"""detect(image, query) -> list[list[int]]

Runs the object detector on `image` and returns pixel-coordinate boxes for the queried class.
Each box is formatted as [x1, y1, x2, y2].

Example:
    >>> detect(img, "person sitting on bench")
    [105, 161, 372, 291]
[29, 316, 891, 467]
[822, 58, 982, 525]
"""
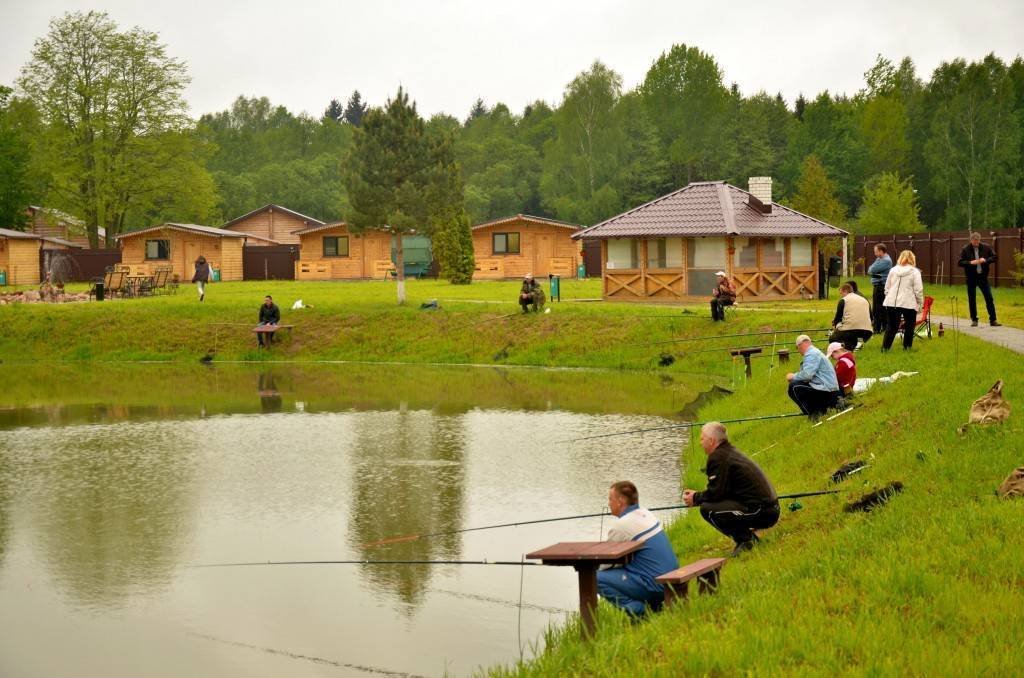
[597, 481, 680, 617]
[683, 422, 780, 557]
[257, 295, 281, 348]
[786, 334, 841, 419]
[710, 271, 736, 321]
[829, 282, 873, 349]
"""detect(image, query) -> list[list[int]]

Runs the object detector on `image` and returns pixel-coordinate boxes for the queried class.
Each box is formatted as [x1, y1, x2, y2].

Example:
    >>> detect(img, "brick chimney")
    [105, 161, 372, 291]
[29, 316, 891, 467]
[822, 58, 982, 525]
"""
[748, 177, 772, 214]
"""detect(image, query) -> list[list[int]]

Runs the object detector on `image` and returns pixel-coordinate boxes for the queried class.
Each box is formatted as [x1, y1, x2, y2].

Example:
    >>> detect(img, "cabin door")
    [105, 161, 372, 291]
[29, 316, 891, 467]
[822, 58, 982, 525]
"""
[185, 241, 202, 278]
[533, 233, 553, 277]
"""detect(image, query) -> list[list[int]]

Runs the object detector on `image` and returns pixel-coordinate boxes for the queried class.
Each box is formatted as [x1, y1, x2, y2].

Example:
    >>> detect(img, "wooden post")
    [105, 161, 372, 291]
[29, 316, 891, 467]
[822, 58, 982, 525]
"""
[576, 563, 599, 638]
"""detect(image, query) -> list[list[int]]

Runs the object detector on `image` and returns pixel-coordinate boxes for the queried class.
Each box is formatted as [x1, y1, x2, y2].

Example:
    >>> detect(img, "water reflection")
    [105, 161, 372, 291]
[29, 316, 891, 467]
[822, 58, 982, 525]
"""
[349, 411, 465, 606]
[257, 371, 283, 413]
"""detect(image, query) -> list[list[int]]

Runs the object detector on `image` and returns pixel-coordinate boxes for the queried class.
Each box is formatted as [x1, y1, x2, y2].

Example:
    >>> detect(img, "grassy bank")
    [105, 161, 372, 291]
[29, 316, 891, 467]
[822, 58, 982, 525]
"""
[496, 326, 1023, 675]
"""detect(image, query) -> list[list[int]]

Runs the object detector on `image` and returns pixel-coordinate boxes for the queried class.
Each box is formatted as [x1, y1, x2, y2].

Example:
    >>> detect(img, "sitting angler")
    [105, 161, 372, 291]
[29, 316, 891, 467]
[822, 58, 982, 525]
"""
[829, 282, 873, 349]
[786, 334, 841, 419]
[597, 481, 680, 617]
[683, 422, 780, 556]
[518, 273, 544, 313]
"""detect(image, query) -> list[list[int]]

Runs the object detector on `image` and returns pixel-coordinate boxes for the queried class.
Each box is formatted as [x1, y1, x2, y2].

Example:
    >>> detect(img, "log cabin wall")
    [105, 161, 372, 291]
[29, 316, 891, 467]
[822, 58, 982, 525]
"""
[472, 219, 580, 280]
[224, 208, 306, 245]
[602, 236, 818, 302]
[295, 225, 393, 280]
[119, 230, 245, 281]
[0, 237, 42, 285]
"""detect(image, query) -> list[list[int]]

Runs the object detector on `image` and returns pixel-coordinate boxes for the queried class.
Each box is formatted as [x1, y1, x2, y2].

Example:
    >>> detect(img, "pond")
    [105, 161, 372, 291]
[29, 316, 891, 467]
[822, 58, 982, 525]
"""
[0, 362, 714, 677]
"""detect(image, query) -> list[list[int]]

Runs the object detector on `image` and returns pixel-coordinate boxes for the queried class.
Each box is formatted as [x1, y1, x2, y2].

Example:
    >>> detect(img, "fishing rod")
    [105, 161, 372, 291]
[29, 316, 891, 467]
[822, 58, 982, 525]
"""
[559, 411, 806, 443]
[631, 327, 831, 347]
[190, 558, 542, 569]
[361, 490, 840, 549]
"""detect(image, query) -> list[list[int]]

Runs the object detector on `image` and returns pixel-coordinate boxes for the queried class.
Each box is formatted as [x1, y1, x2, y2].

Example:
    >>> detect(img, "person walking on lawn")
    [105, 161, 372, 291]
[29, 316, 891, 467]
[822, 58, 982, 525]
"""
[868, 244, 892, 333]
[683, 422, 780, 557]
[786, 334, 841, 419]
[958, 232, 1001, 327]
[256, 295, 281, 348]
[192, 256, 212, 302]
[880, 250, 924, 351]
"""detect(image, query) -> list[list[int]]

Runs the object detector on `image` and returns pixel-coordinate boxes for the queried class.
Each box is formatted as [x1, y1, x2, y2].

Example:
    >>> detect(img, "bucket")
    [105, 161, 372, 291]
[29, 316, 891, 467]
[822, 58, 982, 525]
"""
[0, 269, 6, 286]
[211, 268, 221, 282]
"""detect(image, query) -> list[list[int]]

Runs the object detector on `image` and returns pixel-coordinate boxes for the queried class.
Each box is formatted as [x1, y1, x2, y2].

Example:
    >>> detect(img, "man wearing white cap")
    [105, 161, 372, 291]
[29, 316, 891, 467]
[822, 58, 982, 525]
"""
[710, 271, 736, 321]
[826, 342, 857, 396]
[786, 335, 840, 418]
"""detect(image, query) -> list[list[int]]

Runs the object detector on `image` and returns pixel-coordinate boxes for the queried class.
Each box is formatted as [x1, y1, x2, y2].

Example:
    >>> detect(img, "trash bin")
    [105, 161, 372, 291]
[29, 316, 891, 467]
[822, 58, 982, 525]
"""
[95, 281, 105, 301]
[549, 274, 561, 302]
[211, 268, 221, 282]
[577, 263, 586, 279]
[0, 270, 6, 286]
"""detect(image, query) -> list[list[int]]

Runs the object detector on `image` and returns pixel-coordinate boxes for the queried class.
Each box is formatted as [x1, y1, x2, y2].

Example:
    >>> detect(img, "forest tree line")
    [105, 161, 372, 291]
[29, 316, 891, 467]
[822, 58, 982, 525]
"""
[1, 11, 1022, 248]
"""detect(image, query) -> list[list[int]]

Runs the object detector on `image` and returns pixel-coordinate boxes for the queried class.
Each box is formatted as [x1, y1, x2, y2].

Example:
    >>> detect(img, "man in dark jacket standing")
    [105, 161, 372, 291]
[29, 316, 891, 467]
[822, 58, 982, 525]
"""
[257, 295, 281, 347]
[683, 422, 780, 556]
[958, 232, 1000, 327]
[867, 244, 892, 333]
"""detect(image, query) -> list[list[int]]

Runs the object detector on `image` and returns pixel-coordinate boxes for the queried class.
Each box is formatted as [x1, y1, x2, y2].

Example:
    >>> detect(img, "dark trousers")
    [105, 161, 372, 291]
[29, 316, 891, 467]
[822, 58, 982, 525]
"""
[699, 500, 780, 545]
[257, 323, 276, 347]
[830, 328, 873, 350]
[596, 568, 663, 617]
[881, 307, 917, 349]
[787, 382, 839, 417]
[966, 276, 997, 323]
[710, 298, 733, 321]
[872, 284, 886, 333]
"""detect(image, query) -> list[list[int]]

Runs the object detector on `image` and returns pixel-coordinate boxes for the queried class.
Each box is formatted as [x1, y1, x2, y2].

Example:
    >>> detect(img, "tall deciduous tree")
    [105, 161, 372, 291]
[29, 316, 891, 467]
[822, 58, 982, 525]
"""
[19, 11, 216, 246]
[0, 85, 32, 230]
[855, 172, 924, 234]
[788, 154, 847, 225]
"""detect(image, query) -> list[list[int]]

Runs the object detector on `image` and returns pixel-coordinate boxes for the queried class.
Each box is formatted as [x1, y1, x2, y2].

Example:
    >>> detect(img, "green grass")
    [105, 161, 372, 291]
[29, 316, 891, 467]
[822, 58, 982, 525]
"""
[492, 330, 1024, 676]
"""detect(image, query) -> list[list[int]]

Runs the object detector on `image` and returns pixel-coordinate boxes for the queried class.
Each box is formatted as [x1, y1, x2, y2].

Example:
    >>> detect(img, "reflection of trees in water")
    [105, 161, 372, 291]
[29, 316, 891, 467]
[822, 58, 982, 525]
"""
[348, 411, 465, 608]
[32, 425, 197, 609]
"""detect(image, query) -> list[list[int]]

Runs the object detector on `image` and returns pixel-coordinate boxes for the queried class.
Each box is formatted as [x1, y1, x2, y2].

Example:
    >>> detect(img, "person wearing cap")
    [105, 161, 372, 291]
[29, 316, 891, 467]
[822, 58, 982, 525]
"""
[829, 282, 873, 350]
[518, 273, 544, 313]
[826, 342, 857, 396]
[957, 232, 1000, 327]
[786, 335, 841, 418]
[710, 271, 736, 321]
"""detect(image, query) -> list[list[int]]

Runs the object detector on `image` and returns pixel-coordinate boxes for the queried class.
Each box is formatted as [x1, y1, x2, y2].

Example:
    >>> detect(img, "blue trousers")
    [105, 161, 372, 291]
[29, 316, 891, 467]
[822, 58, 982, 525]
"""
[596, 568, 663, 617]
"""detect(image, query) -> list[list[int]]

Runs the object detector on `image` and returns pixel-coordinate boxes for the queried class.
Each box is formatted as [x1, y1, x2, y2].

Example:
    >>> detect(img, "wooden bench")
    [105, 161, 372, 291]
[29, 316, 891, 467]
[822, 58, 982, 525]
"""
[252, 324, 295, 346]
[729, 347, 762, 378]
[655, 557, 726, 607]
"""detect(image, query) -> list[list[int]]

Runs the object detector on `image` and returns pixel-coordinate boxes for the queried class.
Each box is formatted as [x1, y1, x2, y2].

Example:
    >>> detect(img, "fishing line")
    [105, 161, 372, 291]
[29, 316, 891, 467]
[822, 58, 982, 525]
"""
[190, 559, 544, 569]
[559, 411, 806, 443]
[630, 327, 831, 348]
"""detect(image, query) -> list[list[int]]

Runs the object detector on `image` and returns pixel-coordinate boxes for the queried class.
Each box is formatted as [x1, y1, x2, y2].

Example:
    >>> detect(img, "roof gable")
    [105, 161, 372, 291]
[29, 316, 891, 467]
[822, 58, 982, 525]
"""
[471, 214, 582, 231]
[574, 182, 847, 239]
[115, 223, 248, 239]
[222, 204, 325, 229]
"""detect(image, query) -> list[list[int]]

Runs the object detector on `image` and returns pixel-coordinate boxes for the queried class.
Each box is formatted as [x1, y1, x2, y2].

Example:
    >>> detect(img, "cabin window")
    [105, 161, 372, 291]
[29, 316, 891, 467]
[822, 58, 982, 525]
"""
[687, 237, 727, 294]
[762, 238, 785, 267]
[645, 238, 683, 269]
[145, 240, 170, 260]
[492, 232, 520, 254]
[733, 237, 758, 268]
[606, 239, 639, 269]
[323, 236, 349, 257]
[791, 238, 812, 267]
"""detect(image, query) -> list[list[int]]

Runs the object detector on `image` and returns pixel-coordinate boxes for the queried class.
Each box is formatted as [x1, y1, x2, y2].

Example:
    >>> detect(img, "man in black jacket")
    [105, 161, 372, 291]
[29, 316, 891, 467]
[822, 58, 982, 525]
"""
[958, 232, 1001, 327]
[683, 422, 779, 556]
[257, 295, 281, 347]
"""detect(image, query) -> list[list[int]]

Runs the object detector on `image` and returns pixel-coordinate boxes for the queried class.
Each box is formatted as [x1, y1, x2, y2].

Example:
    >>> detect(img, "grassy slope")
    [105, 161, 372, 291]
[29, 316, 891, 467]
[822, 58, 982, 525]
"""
[497, 332, 1023, 676]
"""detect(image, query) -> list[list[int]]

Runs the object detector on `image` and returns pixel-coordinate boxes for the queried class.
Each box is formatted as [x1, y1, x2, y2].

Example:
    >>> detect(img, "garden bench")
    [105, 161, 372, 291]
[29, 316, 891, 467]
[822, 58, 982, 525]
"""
[252, 323, 295, 346]
[655, 557, 727, 607]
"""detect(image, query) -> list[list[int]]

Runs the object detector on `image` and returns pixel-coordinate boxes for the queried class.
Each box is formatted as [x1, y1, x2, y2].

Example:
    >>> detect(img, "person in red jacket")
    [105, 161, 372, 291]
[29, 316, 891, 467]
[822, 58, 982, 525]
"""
[826, 342, 856, 395]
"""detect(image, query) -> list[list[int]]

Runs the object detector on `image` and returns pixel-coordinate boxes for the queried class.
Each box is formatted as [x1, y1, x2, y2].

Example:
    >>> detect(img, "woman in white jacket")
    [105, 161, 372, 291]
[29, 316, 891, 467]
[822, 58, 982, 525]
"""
[881, 250, 924, 350]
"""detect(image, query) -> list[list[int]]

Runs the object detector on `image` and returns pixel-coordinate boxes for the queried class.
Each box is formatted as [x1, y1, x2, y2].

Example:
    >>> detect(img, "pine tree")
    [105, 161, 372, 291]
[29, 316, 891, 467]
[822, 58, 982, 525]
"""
[788, 155, 846, 225]
[466, 98, 488, 125]
[343, 90, 367, 126]
[324, 98, 343, 122]
[428, 133, 474, 283]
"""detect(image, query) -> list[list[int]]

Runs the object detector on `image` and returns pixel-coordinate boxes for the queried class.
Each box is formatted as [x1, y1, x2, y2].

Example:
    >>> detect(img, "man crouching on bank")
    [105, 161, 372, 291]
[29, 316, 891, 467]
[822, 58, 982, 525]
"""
[597, 481, 680, 617]
[683, 422, 780, 557]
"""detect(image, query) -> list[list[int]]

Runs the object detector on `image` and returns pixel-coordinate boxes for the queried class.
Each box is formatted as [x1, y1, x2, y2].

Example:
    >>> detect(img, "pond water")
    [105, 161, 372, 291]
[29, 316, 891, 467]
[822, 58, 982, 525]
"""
[0, 363, 710, 677]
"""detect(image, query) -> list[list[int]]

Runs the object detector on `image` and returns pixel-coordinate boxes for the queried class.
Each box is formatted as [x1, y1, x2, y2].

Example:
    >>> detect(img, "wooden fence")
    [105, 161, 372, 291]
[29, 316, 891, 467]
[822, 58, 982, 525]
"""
[853, 229, 1023, 287]
[40, 248, 122, 282]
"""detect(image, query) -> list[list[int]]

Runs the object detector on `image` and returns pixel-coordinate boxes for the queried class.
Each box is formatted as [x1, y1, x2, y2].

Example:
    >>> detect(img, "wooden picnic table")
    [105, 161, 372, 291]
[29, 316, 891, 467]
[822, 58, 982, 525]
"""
[252, 323, 295, 346]
[526, 541, 643, 638]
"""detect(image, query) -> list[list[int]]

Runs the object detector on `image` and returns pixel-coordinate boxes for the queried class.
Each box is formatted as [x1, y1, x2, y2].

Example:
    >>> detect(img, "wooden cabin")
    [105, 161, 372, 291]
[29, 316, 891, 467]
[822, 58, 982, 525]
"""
[26, 206, 103, 249]
[471, 214, 582, 280]
[0, 228, 44, 285]
[573, 178, 848, 302]
[221, 204, 322, 246]
[115, 223, 246, 281]
[293, 222, 396, 280]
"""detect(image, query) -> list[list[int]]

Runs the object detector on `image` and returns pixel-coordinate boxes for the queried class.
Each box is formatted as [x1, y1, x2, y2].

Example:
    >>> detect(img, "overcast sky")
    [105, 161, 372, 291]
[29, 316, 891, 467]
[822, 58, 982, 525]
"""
[2, 0, 1022, 120]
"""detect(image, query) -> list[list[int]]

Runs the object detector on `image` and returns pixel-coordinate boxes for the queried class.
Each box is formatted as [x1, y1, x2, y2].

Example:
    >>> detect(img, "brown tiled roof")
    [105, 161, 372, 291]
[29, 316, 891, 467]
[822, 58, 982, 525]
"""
[471, 214, 582, 231]
[222, 204, 325, 229]
[573, 182, 847, 239]
[115, 223, 247, 239]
